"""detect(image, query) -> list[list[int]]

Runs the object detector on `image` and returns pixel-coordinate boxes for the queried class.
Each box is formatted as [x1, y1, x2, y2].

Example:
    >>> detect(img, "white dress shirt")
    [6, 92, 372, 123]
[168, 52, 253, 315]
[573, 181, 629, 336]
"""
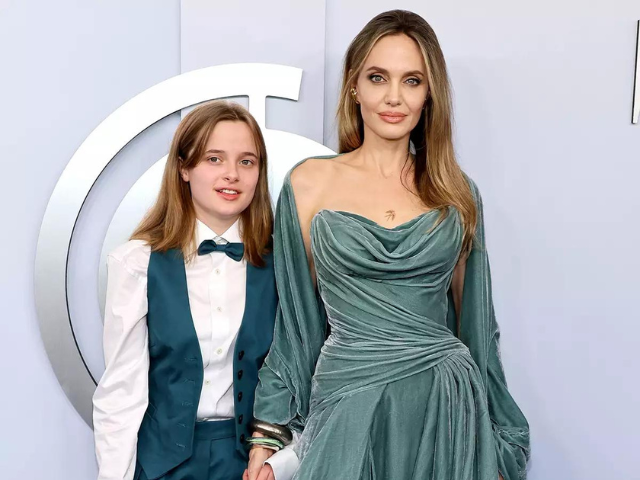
[93, 219, 250, 480]
[264, 433, 300, 480]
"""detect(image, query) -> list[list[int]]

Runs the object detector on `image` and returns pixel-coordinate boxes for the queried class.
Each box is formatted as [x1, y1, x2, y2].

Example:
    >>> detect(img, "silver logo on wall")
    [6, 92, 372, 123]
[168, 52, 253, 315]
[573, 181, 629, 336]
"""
[35, 63, 335, 426]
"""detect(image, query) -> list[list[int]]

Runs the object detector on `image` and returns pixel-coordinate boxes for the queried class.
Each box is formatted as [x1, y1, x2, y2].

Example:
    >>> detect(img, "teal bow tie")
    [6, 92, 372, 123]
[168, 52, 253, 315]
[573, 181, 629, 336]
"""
[197, 240, 244, 262]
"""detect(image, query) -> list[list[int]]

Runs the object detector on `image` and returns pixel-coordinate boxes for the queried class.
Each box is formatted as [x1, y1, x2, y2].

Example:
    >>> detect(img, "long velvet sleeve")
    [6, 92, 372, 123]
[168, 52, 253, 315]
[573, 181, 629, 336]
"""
[448, 178, 530, 479]
[253, 174, 327, 433]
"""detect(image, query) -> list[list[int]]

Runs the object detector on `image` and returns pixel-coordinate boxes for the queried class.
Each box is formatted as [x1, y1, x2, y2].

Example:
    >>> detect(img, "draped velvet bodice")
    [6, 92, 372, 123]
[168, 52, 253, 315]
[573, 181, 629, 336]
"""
[311, 208, 462, 334]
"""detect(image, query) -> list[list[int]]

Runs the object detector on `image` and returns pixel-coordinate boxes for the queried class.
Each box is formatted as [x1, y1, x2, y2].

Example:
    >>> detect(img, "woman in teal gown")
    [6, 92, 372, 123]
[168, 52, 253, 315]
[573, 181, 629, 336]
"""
[247, 10, 529, 480]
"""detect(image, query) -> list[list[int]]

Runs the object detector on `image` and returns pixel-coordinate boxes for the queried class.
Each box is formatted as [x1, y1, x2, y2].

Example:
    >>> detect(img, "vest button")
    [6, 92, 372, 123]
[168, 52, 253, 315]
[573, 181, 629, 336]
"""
[238, 350, 245, 360]
[237, 392, 243, 402]
[240, 434, 246, 443]
[238, 414, 244, 424]
[237, 370, 243, 380]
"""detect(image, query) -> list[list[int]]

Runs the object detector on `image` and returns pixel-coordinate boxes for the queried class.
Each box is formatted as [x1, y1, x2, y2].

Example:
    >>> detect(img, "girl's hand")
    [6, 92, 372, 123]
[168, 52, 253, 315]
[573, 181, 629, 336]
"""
[243, 433, 275, 480]
[243, 462, 275, 480]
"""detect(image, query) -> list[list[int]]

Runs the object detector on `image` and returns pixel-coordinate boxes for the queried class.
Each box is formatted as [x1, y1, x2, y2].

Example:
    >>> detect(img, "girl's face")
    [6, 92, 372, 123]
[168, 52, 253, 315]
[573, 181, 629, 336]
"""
[181, 120, 260, 228]
[354, 34, 429, 143]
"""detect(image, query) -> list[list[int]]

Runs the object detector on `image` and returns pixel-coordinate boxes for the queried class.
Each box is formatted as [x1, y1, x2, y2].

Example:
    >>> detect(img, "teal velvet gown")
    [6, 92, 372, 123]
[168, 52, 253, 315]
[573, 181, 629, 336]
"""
[254, 158, 530, 480]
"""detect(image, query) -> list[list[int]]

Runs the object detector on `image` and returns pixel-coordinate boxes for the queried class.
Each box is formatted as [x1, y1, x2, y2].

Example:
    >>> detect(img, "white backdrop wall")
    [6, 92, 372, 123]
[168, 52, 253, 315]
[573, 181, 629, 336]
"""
[1, 1, 638, 479]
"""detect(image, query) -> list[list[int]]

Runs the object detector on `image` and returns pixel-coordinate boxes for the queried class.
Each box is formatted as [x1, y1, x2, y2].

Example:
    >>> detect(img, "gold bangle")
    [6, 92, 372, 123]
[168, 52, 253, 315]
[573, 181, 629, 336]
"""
[250, 419, 293, 446]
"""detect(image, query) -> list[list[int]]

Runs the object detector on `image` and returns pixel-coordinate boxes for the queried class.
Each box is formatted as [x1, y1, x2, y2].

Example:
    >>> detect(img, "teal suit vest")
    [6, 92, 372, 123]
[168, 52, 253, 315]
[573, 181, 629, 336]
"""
[136, 249, 277, 480]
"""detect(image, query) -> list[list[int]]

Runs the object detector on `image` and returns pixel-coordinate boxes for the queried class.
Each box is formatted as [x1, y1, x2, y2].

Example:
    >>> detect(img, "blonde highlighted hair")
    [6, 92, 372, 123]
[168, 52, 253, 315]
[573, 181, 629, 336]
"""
[131, 100, 273, 266]
[337, 9, 477, 253]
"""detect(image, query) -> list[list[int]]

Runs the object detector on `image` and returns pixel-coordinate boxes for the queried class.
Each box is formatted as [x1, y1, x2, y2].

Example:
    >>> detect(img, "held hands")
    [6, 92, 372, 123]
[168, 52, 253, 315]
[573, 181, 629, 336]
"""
[243, 432, 275, 480]
[240, 432, 501, 480]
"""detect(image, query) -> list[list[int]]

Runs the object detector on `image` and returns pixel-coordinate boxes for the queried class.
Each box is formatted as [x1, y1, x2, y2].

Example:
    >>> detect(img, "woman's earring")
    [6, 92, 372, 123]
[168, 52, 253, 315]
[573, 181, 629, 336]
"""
[350, 87, 359, 104]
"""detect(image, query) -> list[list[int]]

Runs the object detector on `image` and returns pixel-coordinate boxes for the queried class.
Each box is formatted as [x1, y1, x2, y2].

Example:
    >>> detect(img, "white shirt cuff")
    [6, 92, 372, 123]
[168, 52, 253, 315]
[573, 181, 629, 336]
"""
[264, 433, 300, 480]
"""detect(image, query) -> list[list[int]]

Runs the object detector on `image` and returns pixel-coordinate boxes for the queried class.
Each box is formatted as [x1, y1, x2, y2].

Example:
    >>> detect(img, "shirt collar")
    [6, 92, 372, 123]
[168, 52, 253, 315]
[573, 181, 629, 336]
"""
[195, 218, 242, 245]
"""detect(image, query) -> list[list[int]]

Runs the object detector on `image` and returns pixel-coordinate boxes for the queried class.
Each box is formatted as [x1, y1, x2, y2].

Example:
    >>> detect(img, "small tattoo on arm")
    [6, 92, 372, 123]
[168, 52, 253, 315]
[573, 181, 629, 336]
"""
[385, 210, 396, 221]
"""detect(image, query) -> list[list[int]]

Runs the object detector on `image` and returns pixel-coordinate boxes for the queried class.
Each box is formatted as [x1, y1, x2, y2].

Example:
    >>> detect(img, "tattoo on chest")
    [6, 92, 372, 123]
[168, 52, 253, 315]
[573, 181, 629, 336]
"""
[385, 210, 396, 222]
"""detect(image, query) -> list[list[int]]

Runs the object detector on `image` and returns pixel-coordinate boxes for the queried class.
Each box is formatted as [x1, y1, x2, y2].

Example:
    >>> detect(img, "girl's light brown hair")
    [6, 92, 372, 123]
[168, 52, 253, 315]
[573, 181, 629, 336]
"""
[131, 100, 273, 266]
[337, 9, 477, 253]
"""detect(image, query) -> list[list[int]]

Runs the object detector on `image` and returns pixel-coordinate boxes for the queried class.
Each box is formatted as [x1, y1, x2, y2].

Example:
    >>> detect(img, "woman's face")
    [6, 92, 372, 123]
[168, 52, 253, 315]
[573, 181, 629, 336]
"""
[354, 34, 429, 143]
[181, 120, 260, 227]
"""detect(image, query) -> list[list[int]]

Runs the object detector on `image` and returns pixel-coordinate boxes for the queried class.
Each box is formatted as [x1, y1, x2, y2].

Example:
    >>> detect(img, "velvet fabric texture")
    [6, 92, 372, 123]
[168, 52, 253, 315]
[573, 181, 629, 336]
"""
[254, 159, 530, 480]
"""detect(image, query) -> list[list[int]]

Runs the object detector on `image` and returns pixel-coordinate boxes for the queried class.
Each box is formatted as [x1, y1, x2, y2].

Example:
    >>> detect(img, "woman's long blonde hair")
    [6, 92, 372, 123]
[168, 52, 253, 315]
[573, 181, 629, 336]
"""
[131, 100, 273, 266]
[337, 9, 477, 253]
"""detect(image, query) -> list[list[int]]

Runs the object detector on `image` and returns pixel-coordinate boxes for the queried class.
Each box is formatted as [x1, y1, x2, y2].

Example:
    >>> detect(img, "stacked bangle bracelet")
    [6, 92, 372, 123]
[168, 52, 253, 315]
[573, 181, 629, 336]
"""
[249, 419, 293, 449]
[245, 436, 285, 452]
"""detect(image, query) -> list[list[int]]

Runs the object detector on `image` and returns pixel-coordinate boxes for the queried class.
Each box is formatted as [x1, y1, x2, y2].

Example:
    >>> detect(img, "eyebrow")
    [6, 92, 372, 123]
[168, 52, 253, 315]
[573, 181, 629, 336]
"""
[365, 66, 424, 77]
[204, 149, 258, 158]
